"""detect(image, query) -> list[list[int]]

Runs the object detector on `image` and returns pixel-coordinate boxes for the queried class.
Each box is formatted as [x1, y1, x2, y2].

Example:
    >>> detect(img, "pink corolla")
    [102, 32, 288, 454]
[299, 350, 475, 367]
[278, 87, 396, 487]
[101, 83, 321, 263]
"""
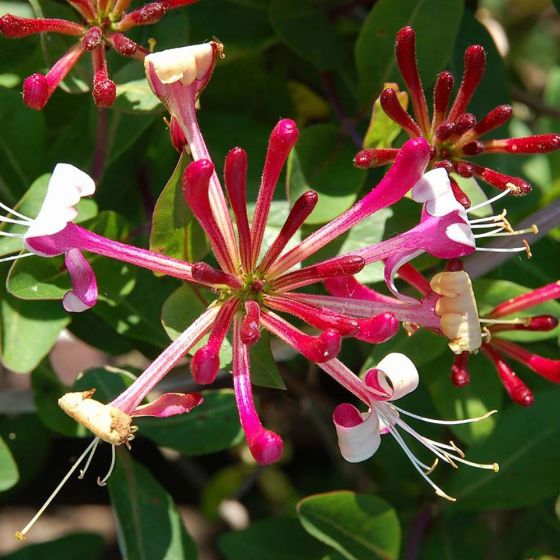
[354, 26, 560, 205]
[0, 0, 197, 109]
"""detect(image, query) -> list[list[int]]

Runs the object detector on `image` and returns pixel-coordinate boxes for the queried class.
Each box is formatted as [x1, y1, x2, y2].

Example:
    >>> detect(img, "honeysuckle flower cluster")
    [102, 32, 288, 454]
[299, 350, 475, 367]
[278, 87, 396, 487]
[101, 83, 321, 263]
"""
[1, 42, 506, 538]
[354, 26, 560, 206]
[0, 0, 197, 109]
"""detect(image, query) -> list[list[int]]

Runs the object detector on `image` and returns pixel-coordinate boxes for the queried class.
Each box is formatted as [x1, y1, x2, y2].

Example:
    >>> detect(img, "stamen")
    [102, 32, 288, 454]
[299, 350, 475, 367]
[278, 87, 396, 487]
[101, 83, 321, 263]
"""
[474, 225, 538, 239]
[0, 202, 33, 221]
[391, 404, 497, 425]
[0, 230, 24, 238]
[78, 437, 100, 479]
[477, 246, 528, 253]
[425, 458, 439, 475]
[466, 187, 512, 213]
[0, 215, 32, 225]
[480, 318, 529, 325]
[468, 209, 508, 224]
[15, 438, 99, 541]
[97, 444, 116, 486]
[0, 252, 34, 263]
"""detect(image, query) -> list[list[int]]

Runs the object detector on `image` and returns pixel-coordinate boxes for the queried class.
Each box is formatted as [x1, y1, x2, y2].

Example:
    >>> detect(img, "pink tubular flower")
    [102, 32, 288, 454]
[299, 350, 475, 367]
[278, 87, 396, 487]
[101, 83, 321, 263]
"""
[325, 353, 498, 502]
[354, 26, 560, 204]
[0, 0, 198, 109]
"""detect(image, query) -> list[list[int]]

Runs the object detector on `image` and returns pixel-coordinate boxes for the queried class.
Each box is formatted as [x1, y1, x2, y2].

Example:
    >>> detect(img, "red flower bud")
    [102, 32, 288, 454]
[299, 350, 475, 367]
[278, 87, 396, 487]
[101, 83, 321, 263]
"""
[82, 26, 102, 51]
[470, 164, 531, 195]
[353, 148, 399, 168]
[474, 104, 513, 137]
[92, 78, 116, 108]
[380, 88, 422, 137]
[433, 71, 454, 125]
[451, 352, 470, 386]
[454, 113, 476, 135]
[461, 140, 484, 156]
[484, 134, 560, 155]
[23, 73, 50, 110]
[435, 121, 455, 142]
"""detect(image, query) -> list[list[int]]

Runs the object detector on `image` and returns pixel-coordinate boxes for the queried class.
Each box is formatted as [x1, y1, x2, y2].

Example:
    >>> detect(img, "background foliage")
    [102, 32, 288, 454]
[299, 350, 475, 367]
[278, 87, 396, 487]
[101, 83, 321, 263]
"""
[0, 0, 559, 558]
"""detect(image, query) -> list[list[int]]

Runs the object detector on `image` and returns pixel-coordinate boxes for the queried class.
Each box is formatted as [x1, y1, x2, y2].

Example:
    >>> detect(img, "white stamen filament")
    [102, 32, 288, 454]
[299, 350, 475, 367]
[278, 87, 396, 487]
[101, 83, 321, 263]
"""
[475, 225, 538, 239]
[0, 231, 24, 238]
[480, 318, 527, 325]
[0, 202, 33, 222]
[0, 253, 34, 263]
[477, 246, 528, 253]
[16, 438, 99, 541]
[0, 215, 31, 226]
[97, 445, 116, 486]
[468, 209, 508, 224]
[467, 187, 512, 214]
[78, 437, 100, 479]
[392, 404, 497, 425]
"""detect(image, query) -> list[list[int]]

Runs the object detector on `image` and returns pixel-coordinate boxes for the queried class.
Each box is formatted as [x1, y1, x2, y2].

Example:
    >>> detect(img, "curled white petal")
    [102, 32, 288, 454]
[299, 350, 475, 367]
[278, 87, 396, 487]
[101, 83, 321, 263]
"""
[333, 404, 381, 463]
[24, 164, 95, 239]
[412, 168, 466, 217]
[446, 222, 476, 248]
[144, 44, 214, 86]
[373, 353, 419, 401]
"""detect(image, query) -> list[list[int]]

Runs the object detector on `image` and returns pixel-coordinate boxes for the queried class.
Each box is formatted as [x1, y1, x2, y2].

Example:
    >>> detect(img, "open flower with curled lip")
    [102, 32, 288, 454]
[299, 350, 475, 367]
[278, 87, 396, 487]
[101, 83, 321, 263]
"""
[451, 280, 560, 406]
[353, 26, 560, 206]
[0, 0, 197, 109]
[326, 353, 498, 502]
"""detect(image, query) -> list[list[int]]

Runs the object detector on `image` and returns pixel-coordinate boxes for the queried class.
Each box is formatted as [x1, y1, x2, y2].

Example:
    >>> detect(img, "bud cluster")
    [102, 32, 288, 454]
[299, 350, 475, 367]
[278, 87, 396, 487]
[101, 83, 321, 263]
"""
[354, 26, 560, 205]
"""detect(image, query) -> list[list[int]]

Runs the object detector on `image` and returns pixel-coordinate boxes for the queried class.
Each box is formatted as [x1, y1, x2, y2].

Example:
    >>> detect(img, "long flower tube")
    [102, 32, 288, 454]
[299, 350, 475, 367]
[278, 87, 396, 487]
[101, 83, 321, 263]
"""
[354, 26, 560, 203]
[322, 354, 498, 502]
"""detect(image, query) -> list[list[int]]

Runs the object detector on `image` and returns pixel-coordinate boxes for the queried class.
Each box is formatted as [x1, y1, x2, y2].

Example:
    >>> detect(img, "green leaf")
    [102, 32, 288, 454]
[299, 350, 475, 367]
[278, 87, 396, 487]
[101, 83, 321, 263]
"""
[0, 533, 104, 560]
[287, 124, 366, 225]
[355, 0, 464, 103]
[0, 435, 18, 492]
[108, 451, 197, 560]
[422, 355, 503, 446]
[139, 389, 243, 455]
[94, 269, 176, 349]
[363, 86, 408, 149]
[32, 362, 81, 437]
[219, 517, 328, 560]
[269, 0, 341, 70]
[189, 0, 276, 57]
[474, 279, 560, 343]
[297, 491, 401, 560]
[448, 388, 560, 510]
[161, 283, 231, 367]
[0, 263, 70, 373]
[150, 153, 209, 263]
[0, 86, 47, 197]
[249, 331, 286, 389]
[363, 328, 449, 372]
[114, 62, 161, 113]
[73, 366, 133, 402]
[0, 414, 51, 496]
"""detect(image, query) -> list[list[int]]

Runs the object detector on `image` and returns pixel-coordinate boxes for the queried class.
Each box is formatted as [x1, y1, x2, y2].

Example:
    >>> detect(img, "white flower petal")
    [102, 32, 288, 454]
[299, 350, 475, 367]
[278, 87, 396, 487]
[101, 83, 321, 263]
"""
[445, 222, 476, 248]
[412, 168, 465, 217]
[24, 164, 95, 239]
[373, 353, 419, 401]
[333, 404, 381, 463]
[144, 44, 214, 86]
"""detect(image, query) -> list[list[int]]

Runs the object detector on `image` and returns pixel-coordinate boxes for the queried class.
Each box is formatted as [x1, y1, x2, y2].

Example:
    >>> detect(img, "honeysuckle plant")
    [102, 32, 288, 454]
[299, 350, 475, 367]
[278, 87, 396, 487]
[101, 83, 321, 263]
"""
[2, 3, 560, 557]
[0, 0, 197, 108]
[354, 26, 560, 206]
[1, 42, 508, 538]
